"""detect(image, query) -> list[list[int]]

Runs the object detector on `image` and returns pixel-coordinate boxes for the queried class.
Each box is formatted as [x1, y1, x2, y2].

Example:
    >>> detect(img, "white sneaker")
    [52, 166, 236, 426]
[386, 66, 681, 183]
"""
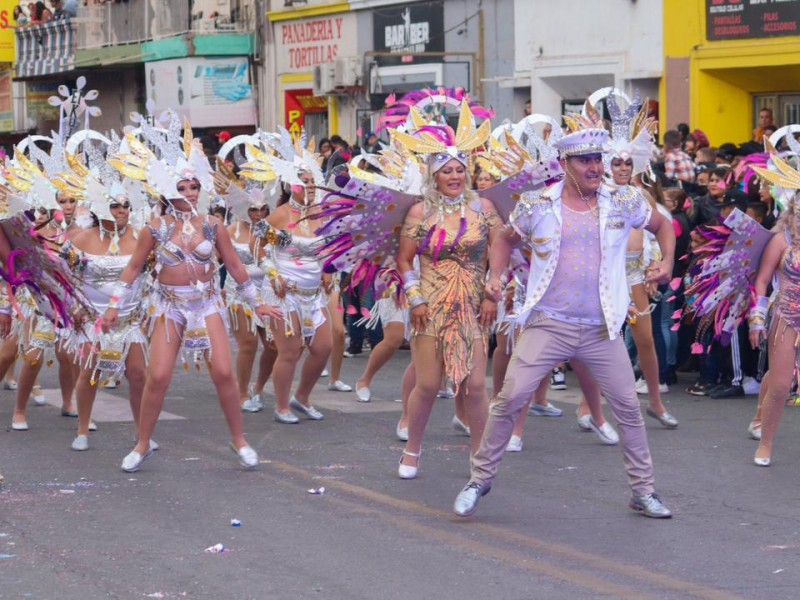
[3, 379, 17, 390]
[133, 436, 160, 451]
[451, 415, 471, 436]
[241, 397, 263, 412]
[31, 389, 47, 406]
[635, 379, 669, 394]
[71, 435, 89, 451]
[290, 396, 324, 420]
[121, 449, 153, 472]
[355, 386, 371, 402]
[588, 417, 619, 445]
[320, 368, 329, 378]
[231, 443, 258, 469]
[505, 435, 523, 452]
[396, 422, 408, 441]
[88, 421, 98, 432]
[437, 388, 455, 399]
[328, 380, 353, 392]
[743, 376, 761, 395]
[576, 413, 593, 431]
[550, 368, 567, 390]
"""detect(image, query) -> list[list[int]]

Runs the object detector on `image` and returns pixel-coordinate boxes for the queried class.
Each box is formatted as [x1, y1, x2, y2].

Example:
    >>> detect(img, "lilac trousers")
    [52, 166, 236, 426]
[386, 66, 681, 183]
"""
[470, 317, 656, 496]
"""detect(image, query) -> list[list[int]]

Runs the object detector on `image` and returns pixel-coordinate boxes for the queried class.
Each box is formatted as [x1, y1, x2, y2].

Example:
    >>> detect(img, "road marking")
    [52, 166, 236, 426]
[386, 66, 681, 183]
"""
[32, 389, 185, 422]
[267, 459, 744, 600]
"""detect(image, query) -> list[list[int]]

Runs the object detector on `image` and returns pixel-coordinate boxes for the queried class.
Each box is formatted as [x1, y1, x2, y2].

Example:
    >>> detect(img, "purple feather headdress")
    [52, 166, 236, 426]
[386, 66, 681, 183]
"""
[377, 87, 494, 132]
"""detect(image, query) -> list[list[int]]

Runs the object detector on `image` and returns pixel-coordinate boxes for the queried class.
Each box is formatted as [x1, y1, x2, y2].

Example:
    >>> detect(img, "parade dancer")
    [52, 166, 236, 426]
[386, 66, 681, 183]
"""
[393, 103, 502, 479]
[453, 119, 676, 518]
[58, 138, 151, 451]
[104, 115, 281, 472]
[214, 156, 275, 413]
[5, 142, 82, 429]
[748, 152, 800, 466]
[240, 131, 333, 424]
[575, 93, 677, 429]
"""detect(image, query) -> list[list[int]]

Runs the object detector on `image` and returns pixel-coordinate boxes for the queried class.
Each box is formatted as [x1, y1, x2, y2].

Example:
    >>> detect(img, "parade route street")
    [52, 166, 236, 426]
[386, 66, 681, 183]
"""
[1, 350, 799, 599]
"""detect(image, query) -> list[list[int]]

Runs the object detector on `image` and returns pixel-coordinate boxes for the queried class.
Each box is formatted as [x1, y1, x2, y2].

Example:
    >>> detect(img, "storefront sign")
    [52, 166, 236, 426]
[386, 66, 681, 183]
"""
[0, 70, 12, 131]
[275, 13, 357, 74]
[145, 56, 256, 128]
[26, 81, 59, 120]
[373, 0, 444, 57]
[284, 89, 327, 137]
[706, 0, 800, 41]
[0, 1, 15, 63]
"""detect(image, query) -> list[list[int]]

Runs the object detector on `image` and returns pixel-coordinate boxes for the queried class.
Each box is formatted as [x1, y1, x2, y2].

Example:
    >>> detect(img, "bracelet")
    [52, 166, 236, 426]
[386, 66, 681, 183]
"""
[747, 295, 769, 332]
[253, 221, 291, 248]
[107, 281, 133, 310]
[236, 279, 264, 311]
[402, 271, 427, 308]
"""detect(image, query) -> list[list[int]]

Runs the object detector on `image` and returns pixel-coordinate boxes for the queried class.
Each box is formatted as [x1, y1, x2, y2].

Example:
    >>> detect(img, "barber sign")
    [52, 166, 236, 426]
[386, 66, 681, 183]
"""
[374, 0, 445, 56]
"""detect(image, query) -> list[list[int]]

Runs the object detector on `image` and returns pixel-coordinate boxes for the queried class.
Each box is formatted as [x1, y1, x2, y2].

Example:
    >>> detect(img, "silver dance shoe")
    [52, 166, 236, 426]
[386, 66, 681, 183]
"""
[629, 493, 672, 518]
[645, 407, 679, 429]
[453, 481, 491, 517]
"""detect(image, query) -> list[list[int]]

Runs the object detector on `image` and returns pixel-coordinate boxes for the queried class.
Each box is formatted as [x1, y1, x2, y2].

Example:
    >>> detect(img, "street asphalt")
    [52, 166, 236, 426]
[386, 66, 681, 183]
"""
[1, 347, 799, 599]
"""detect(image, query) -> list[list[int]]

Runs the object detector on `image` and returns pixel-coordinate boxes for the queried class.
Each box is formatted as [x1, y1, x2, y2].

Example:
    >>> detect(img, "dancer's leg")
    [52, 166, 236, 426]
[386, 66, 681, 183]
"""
[293, 313, 333, 406]
[254, 338, 277, 395]
[401, 335, 444, 468]
[130, 319, 182, 455]
[205, 314, 250, 449]
[463, 336, 490, 455]
[270, 314, 303, 414]
[756, 327, 796, 462]
[327, 291, 346, 384]
[629, 284, 667, 415]
[357, 321, 405, 389]
[231, 309, 258, 403]
[125, 343, 147, 429]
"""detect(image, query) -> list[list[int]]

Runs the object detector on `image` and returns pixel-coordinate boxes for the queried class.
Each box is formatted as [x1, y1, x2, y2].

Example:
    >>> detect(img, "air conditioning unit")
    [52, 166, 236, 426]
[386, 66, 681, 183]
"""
[334, 56, 363, 88]
[312, 64, 336, 96]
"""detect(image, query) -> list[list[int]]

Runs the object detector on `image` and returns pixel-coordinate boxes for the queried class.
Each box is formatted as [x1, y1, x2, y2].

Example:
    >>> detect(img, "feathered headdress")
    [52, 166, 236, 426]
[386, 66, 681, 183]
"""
[239, 126, 324, 189]
[58, 130, 147, 223]
[5, 136, 66, 213]
[753, 128, 800, 213]
[604, 91, 657, 177]
[391, 101, 492, 173]
[109, 111, 213, 203]
[377, 87, 494, 132]
[215, 156, 277, 223]
[555, 106, 610, 159]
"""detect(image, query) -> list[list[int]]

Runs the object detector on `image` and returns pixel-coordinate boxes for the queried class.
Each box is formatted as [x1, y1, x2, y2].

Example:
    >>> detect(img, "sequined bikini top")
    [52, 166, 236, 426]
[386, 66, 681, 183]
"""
[148, 216, 217, 268]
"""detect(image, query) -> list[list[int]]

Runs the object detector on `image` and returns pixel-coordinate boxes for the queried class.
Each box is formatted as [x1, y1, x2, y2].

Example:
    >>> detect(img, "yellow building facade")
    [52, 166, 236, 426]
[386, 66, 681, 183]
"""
[662, 0, 800, 145]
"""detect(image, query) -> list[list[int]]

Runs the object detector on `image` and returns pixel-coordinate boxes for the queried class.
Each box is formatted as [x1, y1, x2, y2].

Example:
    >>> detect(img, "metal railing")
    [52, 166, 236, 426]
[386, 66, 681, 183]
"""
[75, 0, 256, 50]
[15, 19, 77, 78]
